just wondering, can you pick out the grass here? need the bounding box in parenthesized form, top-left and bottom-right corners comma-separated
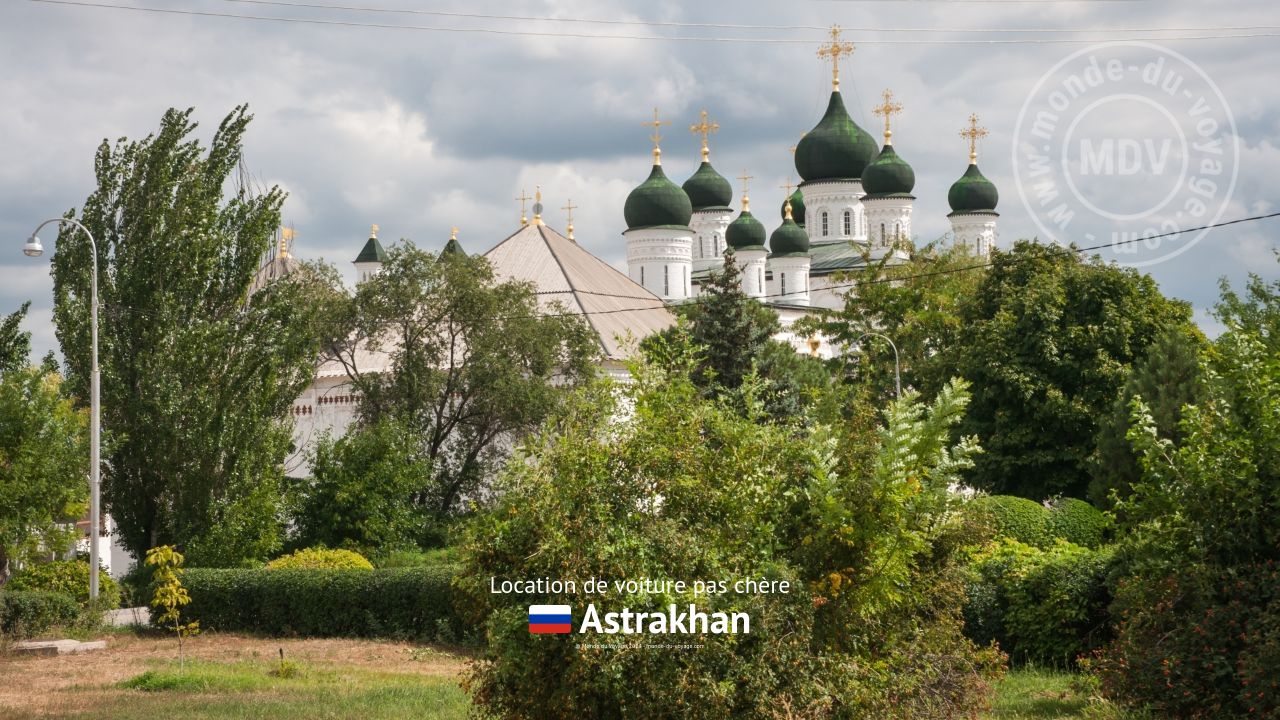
(985, 668, 1142, 720)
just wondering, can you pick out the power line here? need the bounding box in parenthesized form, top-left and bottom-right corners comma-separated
(26, 0, 1280, 44)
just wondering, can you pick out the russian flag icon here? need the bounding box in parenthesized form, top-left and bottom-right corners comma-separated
(528, 604, 572, 634)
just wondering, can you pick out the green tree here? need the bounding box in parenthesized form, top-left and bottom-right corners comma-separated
(0, 367, 89, 580)
(955, 241, 1192, 500)
(292, 419, 429, 553)
(460, 344, 1000, 719)
(0, 303, 33, 378)
(804, 241, 985, 403)
(321, 243, 597, 517)
(50, 107, 328, 566)
(1089, 326, 1205, 508)
(146, 545, 199, 669)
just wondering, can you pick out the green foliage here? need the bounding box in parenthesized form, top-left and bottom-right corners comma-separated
(1090, 327, 1204, 509)
(1047, 497, 1111, 549)
(374, 547, 459, 569)
(0, 366, 89, 578)
(971, 495, 1052, 548)
(292, 420, 428, 554)
(147, 545, 199, 667)
(6, 559, 119, 609)
(459, 345, 999, 719)
(0, 302, 33, 378)
(320, 242, 598, 516)
(965, 539, 1115, 666)
(646, 251, 830, 420)
(956, 241, 1193, 500)
(51, 106, 329, 567)
(0, 590, 80, 638)
(180, 567, 463, 642)
(266, 547, 373, 570)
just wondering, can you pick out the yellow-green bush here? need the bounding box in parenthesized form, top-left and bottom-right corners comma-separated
(265, 547, 373, 570)
(6, 560, 120, 609)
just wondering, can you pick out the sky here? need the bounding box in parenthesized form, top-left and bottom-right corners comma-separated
(2, 0, 1278, 360)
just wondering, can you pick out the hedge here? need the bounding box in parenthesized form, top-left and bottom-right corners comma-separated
(0, 590, 80, 638)
(181, 566, 464, 642)
(6, 560, 121, 609)
(1046, 497, 1111, 548)
(970, 495, 1052, 547)
(266, 547, 374, 570)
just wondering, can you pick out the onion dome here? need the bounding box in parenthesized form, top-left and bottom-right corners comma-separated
(780, 188, 806, 228)
(769, 201, 810, 257)
(862, 144, 916, 197)
(624, 163, 693, 230)
(947, 164, 999, 213)
(794, 92, 879, 182)
(682, 162, 733, 211)
(726, 197, 767, 250)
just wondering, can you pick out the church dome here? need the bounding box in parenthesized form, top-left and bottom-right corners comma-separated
(794, 92, 879, 183)
(780, 188, 806, 228)
(625, 164, 693, 230)
(726, 209, 766, 250)
(862, 144, 916, 196)
(769, 215, 809, 257)
(947, 163, 999, 213)
(682, 161, 733, 212)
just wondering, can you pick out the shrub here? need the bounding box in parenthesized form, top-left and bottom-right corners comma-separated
(970, 495, 1052, 547)
(0, 590, 79, 638)
(265, 547, 373, 570)
(1046, 497, 1111, 548)
(6, 560, 120, 609)
(1096, 562, 1280, 718)
(374, 547, 459, 569)
(965, 538, 1114, 666)
(181, 566, 462, 642)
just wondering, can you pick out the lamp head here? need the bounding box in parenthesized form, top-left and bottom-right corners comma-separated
(23, 235, 44, 257)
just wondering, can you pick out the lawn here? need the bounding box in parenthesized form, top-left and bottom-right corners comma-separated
(984, 668, 1141, 720)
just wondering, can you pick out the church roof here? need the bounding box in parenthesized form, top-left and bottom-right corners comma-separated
(482, 224, 675, 360)
(354, 236, 387, 263)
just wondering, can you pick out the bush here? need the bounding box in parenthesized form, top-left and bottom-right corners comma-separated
(1046, 497, 1111, 548)
(965, 538, 1115, 666)
(374, 547, 459, 569)
(181, 566, 463, 642)
(0, 590, 80, 638)
(265, 548, 373, 570)
(6, 560, 120, 609)
(971, 495, 1052, 547)
(1096, 562, 1280, 718)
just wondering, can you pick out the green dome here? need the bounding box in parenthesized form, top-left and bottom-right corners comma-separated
(625, 164, 693, 230)
(780, 189, 806, 228)
(794, 92, 879, 182)
(682, 161, 733, 212)
(947, 163, 999, 213)
(726, 209, 767, 250)
(862, 144, 916, 197)
(769, 217, 810, 257)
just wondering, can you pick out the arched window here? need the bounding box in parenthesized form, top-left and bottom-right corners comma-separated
(664, 265, 670, 296)
(843, 210, 852, 236)
(758, 268, 764, 294)
(880, 223, 886, 243)
(895, 222, 901, 240)
(821, 212, 829, 237)
(640, 266, 645, 286)
(781, 273, 787, 297)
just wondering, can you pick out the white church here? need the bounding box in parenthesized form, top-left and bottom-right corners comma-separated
(281, 28, 1001, 476)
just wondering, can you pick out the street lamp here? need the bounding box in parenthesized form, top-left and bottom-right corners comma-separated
(856, 332, 901, 399)
(24, 218, 102, 601)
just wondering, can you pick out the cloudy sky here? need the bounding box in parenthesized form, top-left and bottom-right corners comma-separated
(2, 0, 1278, 359)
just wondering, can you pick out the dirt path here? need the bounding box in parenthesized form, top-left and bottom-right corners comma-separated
(0, 633, 468, 718)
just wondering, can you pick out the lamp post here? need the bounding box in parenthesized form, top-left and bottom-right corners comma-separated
(24, 218, 102, 601)
(856, 332, 901, 399)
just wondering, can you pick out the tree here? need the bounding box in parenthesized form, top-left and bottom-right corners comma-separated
(51, 107, 328, 566)
(321, 243, 598, 517)
(644, 250, 829, 419)
(955, 241, 1193, 500)
(0, 303, 33, 378)
(1089, 326, 1205, 508)
(292, 419, 429, 553)
(0, 367, 89, 580)
(803, 241, 985, 403)
(146, 545, 199, 670)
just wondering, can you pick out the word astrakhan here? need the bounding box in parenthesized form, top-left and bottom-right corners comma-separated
(579, 603, 749, 635)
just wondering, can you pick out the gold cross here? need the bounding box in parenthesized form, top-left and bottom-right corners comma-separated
(689, 109, 719, 162)
(562, 199, 577, 240)
(450, 226, 458, 240)
(780, 178, 797, 220)
(279, 226, 295, 258)
(816, 25, 855, 91)
(515, 189, 531, 226)
(737, 171, 753, 211)
(873, 89, 903, 145)
(960, 113, 989, 164)
(643, 107, 671, 163)
(370, 223, 379, 239)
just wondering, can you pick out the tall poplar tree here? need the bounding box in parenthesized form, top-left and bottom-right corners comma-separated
(51, 107, 327, 566)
